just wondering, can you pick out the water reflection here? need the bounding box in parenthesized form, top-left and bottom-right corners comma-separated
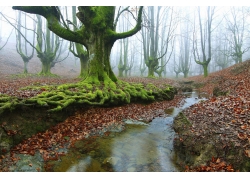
(45, 90, 207, 172)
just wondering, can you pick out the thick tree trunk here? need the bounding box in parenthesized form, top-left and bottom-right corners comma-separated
(203, 64, 208, 77)
(79, 56, 88, 78)
(147, 58, 158, 77)
(84, 33, 117, 84)
(125, 70, 128, 77)
(238, 53, 242, 63)
(183, 71, 188, 78)
(118, 68, 124, 77)
(23, 61, 28, 74)
(40, 60, 52, 75)
(148, 65, 155, 77)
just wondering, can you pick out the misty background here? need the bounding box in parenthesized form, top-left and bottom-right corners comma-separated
(1, 6, 250, 78)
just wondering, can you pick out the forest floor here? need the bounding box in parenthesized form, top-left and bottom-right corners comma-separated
(0, 58, 250, 172)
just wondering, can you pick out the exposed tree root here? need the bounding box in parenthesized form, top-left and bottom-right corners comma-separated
(0, 94, 19, 114)
(0, 80, 177, 114)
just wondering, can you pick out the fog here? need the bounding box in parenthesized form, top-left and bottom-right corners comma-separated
(1, 5, 250, 78)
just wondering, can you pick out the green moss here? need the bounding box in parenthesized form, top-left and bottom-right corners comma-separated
(0, 77, 177, 114)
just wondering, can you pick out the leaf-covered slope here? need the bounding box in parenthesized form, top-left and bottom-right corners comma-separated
(174, 59, 250, 171)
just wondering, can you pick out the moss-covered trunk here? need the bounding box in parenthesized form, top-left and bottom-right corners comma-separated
(9, 7, 180, 111)
(84, 33, 117, 84)
(118, 67, 124, 77)
(146, 57, 158, 78)
(40, 59, 52, 75)
(183, 71, 188, 78)
(79, 55, 88, 78)
(148, 66, 155, 77)
(203, 64, 208, 77)
(23, 61, 28, 74)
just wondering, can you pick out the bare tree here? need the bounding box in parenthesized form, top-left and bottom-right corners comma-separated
(155, 7, 176, 78)
(214, 32, 232, 70)
(15, 11, 36, 74)
(0, 13, 14, 51)
(173, 53, 182, 78)
(193, 6, 216, 77)
(141, 6, 176, 78)
(178, 12, 192, 78)
(67, 6, 88, 78)
(224, 7, 249, 64)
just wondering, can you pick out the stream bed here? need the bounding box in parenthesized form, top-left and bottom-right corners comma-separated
(9, 91, 207, 172)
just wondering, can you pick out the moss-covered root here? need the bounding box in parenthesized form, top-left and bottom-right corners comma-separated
(24, 80, 177, 112)
(0, 95, 19, 115)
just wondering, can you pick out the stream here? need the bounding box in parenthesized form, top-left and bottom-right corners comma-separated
(8, 90, 207, 172)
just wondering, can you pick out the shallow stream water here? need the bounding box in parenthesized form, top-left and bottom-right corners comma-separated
(9, 90, 207, 172)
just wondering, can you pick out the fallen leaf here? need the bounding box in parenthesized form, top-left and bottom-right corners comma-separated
(237, 133, 247, 140)
(216, 158, 221, 163)
(245, 149, 250, 157)
(231, 120, 236, 123)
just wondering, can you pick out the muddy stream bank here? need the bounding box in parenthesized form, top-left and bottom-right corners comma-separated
(5, 90, 206, 172)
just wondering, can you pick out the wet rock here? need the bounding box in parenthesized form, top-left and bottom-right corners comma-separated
(123, 119, 149, 126)
(103, 156, 120, 166)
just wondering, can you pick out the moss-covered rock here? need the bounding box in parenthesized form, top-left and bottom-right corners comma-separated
(213, 86, 229, 97)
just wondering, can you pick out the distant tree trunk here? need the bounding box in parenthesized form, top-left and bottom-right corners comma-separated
(36, 15, 60, 76)
(117, 12, 130, 78)
(174, 55, 181, 78)
(68, 6, 88, 78)
(155, 7, 176, 78)
(146, 6, 160, 78)
(15, 11, 35, 74)
(179, 13, 191, 78)
(225, 7, 249, 64)
(193, 6, 215, 77)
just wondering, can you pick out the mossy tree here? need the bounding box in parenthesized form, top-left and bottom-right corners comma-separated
(179, 15, 191, 78)
(143, 6, 161, 78)
(193, 6, 215, 77)
(224, 7, 249, 64)
(36, 15, 60, 76)
(154, 7, 176, 78)
(118, 38, 128, 77)
(117, 9, 135, 78)
(118, 38, 134, 77)
(214, 32, 231, 70)
(13, 6, 143, 84)
(15, 11, 36, 74)
(0, 6, 178, 113)
(67, 6, 88, 78)
(142, 7, 177, 78)
(173, 53, 182, 78)
(126, 43, 135, 77)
